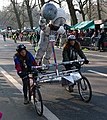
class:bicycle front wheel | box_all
[33,88,43,116]
[78,76,92,102]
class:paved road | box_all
[0,35,107,120]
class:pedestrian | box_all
[36,31,40,45]
[2,33,6,41]
[19,32,23,41]
[62,35,89,91]
[98,29,106,52]
[12,33,17,43]
[32,33,37,47]
[14,44,37,104]
[29,33,33,44]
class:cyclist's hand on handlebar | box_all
[18,71,28,79]
[84,59,89,64]
[72,62,81,69]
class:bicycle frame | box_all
[32,59,85,83]
[49,34,59,76]
[34,30,92,102]
[28,74,39,93]
[28,73,43,116]
[28,75,35,101]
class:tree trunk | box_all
[66,0,78,25]
[27,7,34,29]
[88,0,91,20]
[97,0,101,19]
[79,3,86,21]
[25,0,34,29]
[81,10,85,21]
[10,0,22,30]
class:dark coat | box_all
[14,51,37,73]
[62,41,87,70]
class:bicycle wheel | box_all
[78,76,92,102]
[33,88,43,116]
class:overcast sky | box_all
[0,0,10,10]
[0,0,69,13]
[0,0,23,10]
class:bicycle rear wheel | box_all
[33,88,43,116]
[78,76,92,102]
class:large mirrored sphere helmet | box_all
[41,3,57,20]
[51,8,66,26]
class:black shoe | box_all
[68,85,74,92]
[24,98,29,104]
[66,85,74,92]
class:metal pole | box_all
[49,34,59,76]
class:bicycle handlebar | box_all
[32,59,85,69]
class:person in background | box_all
[3,33,6,41]
[74,30,80,41]
[19,32,23,41]
[36,31,40,45]
[14,44,37,104]
[98,29,106,52]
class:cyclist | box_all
[14,44,37,104]
[62,35,89,91]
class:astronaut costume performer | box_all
[35,3,67,65]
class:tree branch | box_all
[75,9,81,13]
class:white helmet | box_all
[68,35,76,41]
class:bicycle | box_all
[27,70,43,116]
[61,60,92,103]
[33,59,92,103]
[33,30,92,103]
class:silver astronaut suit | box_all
[35,3,67,65]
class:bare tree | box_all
[97,0,101,19]
[97,0,107,20]
[84,0,95,20]
[76,0,89,21]
[10,0,22,30]
[24,0,34,29]
[24,0,43,29]
[84,0,107,20]
[46,0,64,7]
[88,0,91,20]
[66,0,78,25]
[0,5,20,29]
